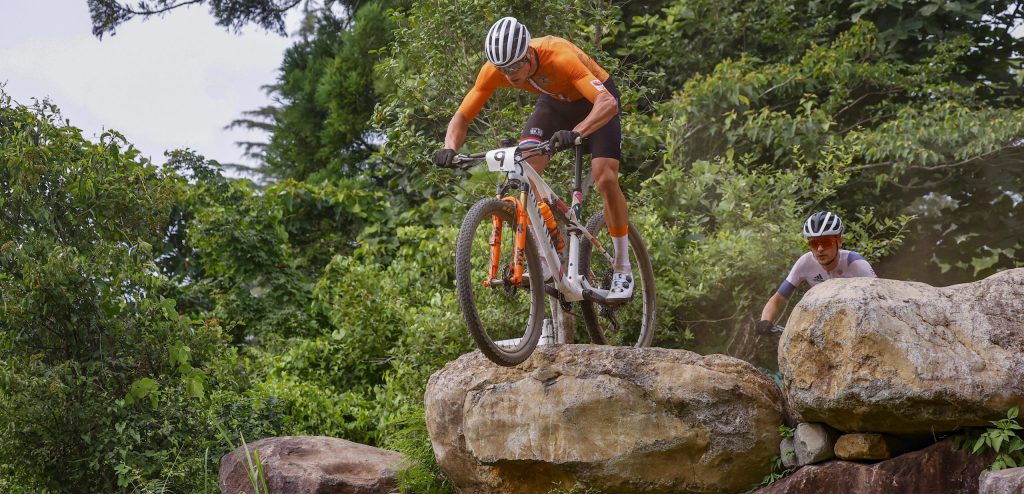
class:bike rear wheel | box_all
[579,212,656,347]
[455,198,546,366]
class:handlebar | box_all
[445,137,583,169]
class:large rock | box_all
[756,438,995,494]
[425,345,784,494]
[218,436,406,494]
[780,269,1024,433]
[980,467,1024,494]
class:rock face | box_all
[779,269,1024,433]
[757,438,995,494]
[980,467,1024,494]
[425,345,784,494]
[218,436,406,494]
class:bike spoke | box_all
[456,198,546,366]
[580,212,656,347]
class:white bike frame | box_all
[483,146,616,303]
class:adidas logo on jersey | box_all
[813,274,825,282]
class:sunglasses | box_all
[498,57,529,75]
[807,236,839,250]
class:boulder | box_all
[218,436,406,494]
[792,422,837,466]
[980,467,1024,494]
[833,433,891,461]
[425,345,784,494]
[780,269,1024,433]
[756,438,995,494]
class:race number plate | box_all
[485,146,519,172]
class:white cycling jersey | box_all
[777,249,876,298]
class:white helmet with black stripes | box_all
[484,17,531,68]
[803,211,844,237]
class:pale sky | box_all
[0,0,297,169]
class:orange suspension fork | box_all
[487,213,504,285]
[511,192,529,285]
[485,196,528,287]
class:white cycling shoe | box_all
[607,272,634,301]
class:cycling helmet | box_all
[484,17,531,68]
[803,211,844,237]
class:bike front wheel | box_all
[579,212,657,347]
[455,198,546,366]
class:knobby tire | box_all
[579,212,657,347]
[455,198,545,366]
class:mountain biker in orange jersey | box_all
[754,211,877,335]
[433,16,633,301]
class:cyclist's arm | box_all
[573,90,618,138]
[443,112,471,151]
[845,251,878,278]
[760,255,807,322]
[445,67,501,150]
[760,291,788,323]
[556,52,617,138]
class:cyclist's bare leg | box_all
[592,157,631,273]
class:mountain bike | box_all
[444,139,656,366]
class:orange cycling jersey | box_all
[456,36,610,121]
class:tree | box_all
[86,0,363,38]
[229,1,406,182]
[0,92,276,492]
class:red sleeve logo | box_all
[590,79,606,92]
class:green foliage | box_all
[13,1,1024,491]
[87,0,366,38]
[184,175,395,341]
[648,16,1024,283]
[955,406,1024,473]
[546,483,604,494]
[0,93,278,492]
[236,4,395,180]
[622,0,845,101]
[240,435,271,494]
[741,421,796,492]
[382,407,454,494]
[754,454,795,490]
[778,424,795,439]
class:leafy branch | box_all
[954,405,1024,472]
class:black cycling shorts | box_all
[519,77,622,161]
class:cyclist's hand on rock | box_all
[753,320,776,335]
[434,148,457,168]
[551,130,581,151]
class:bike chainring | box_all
[557,292,574,313]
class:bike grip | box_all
[574,135,583,146]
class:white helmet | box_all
[484,17,531,68]
[803,211,844,237]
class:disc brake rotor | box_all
[501,264,518,298]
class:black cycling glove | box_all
[433,148,457,168]
[754,320,776,335]
[551,130,581,151]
